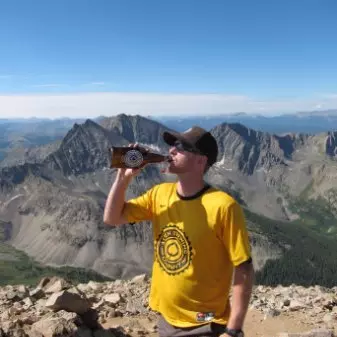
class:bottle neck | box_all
[145,152,170,163]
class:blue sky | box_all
[0,0,337,118]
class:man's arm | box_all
[226,259,255,331]
[103,170,133,226]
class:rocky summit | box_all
[0,275,336,337]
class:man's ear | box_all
[197,155,208,167]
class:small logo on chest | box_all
[196,312,215,322]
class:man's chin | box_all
[163,166,177,174]
[167,167,188,175]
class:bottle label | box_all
[122,149,144,168]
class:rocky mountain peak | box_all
[43,119,127,176]
[100,114,172,148]
[211,122,303,174]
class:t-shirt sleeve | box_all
[221,201,252,266]
[123,186,156,223]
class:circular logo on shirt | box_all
[123,149,144,168]
[156,225,192,275]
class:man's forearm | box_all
[103,172,132,226]
[226,262,254,330]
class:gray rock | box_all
[45,290,91,315]
[103,293,121,305]
[88,281,103,292]
[289,300,307,311]
[31,317,77,337]
[126,298,147,314]
[29,287,45,300]
[131,274,148,284]
[22,297,34,309]
[45,279,70,294]
[6,291,22,302]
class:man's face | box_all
[167,140,207,174]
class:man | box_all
[103,126,254,337]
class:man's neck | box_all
[176,174,206,198]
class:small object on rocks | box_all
[283,299,291,306]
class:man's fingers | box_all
[129,142,150,153]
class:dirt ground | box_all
[102,308,337,337]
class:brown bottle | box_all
[109,146,171,169]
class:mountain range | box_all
[2,110,337,166]
[1,113,337,286]
[152,109,337,134]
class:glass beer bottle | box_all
[109,146,171,169]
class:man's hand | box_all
[103,142,151,227]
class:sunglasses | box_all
[173,140,203,155]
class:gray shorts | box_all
[158,315,227,337]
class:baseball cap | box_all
[162,126,218,166]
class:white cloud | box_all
[0,92,336,119]
[321,93,337,99]
[90,82,105,86]
[31,84,66,88]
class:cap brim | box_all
[163,131,184,146]
[163,130,202,154]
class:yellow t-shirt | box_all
[124,182,251,328]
